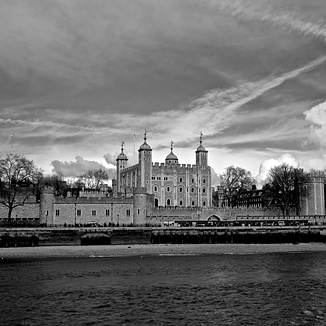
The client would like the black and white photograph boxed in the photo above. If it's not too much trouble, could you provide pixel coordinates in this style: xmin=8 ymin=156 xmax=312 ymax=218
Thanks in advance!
xmin=1 ymin=0 xmax=326 ymax=325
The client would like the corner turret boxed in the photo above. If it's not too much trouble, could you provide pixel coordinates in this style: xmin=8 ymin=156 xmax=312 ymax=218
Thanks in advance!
xmin=116 ymin=141 xmax=128 ymax=193
xmin=138 ymin=130 xmax=152 ymax=193
xmin=195 ymin=132 xmax=208 ymax=167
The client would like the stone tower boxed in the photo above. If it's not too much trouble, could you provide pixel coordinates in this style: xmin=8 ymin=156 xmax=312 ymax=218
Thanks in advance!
xmin=301 ymin=174 xmax=325 ymax=215
xmin=39 ymin=185 xmax=55 ymax=226
xmin=116 ymin=142 xmax=128 ymax=193
xmin=195 ymin=133 xmax=211 ymax=207
xmin=138 ymin=130 xmax=152 ymax=194
xmin=195 ymin=132 xmax=208 ymax=167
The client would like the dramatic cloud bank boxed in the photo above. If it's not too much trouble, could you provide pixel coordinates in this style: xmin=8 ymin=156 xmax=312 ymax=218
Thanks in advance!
xmin=51 ymin=156 xmax=116 ymax=179
xmin=304 ymin=100 xmax=326 ymax=148
xmin=1 ymin=1 xmax=326 ymax=181
xmin=256 ymin=153 xmax=299 ymax=187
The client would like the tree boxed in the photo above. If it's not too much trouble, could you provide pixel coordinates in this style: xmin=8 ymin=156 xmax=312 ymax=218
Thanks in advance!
xmin=77 ymin=169 xmax=109 ymax=189
xmin=266 ymin=164 xmax=308 ymax=216
xmin=219 ymin=166 xmax=256 ymax=207
xmin=42 ymin=174 xmax=68 ymax=197
xmin=0 ymin=154 xmax=43 ymax=224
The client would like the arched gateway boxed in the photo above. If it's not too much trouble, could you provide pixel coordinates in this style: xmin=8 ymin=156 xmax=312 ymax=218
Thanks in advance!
xmin=207 ymin=214 xmax=221 ymax=221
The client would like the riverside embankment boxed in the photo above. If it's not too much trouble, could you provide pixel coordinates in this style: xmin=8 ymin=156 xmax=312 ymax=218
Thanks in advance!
xmin=1 ymin=225 xmax=326 ymax=247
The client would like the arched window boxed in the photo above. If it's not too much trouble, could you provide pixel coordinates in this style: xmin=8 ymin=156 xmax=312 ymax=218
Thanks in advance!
xmin=166 ymin=186 xmax=171 ymax=192
xmin=179 ymin=200 xmax=183 ymax=206
xmin=155 ymin=198 xmax=159 ymax=207
xmin=153 ymin=185 xmax=158 ymax=192
xmin=179 ymin=187 xmax=183 ymax=192
xmin=203 ymin=201 xmax=206 ymax=206
xmin=191 ymin=187 xmax=194 ymax=193
xmin=167 ymin=199 xmax=171 ymax=206
xmin=203 ymin=179 xmax=206 ymax=184
xmin=191 ymin=201 xmax=195 ymax=206
xmin=203 ymin=188 xmax=206 ymax=194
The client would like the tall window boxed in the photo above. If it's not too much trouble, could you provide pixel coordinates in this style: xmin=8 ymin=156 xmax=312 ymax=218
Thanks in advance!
xmin=106 ymin=209 xmax=110 ymax=216
xmin=126 ymin=209 xmax=131 ymax=216
xmin=155 ymin=198 xmax=159 ymax=207
xmin=76 ymin=209 xmax=81 ymax=216
xmin=55 ymin=209 xmax=60 ymax=216
xmin=167 ymin=199 xmax=171 ymax=206
xmin=92 ymin=210 xmax=97 ymax=216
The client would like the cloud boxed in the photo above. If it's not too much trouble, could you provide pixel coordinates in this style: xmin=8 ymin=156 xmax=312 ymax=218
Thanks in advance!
xmin=211 ymin=168 xmax=220 ymax=187
xmin=256 ymin=153 xmax=299 ymax=186
xmin=51 ymin=156 xmax=116 ymax=178
xmin=303 ymin=100 xmax=326 ymax=148
xmin=214 ymin=0 xmax=326 ymax=42
xmin=103 ymin=153 xmax=117 ymax=166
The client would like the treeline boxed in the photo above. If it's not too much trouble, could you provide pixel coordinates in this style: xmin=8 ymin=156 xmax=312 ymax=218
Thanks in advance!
xmin=213 ymin=164 xmax=324 ymax=216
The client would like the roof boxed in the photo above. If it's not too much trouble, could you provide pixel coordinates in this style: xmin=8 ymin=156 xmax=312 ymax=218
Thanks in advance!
xmin=166 ymin=151 xmax=178 ymax=161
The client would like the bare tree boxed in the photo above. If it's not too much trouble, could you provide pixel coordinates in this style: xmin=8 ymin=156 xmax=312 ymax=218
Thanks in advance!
xmin=219 ymin=166 xmax=256 ymax=207
xmin=0 ymin=154 xmax=43 ymax=224
xmin=267 ymin=164 xmax=308 ymax=216
xmin=77 ymin=169 xmax=109 ymax=189
xmin=42 ymin=174 xmax=67 ymax=196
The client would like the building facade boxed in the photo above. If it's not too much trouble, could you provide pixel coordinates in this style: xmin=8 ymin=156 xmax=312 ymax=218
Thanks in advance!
xmin=116 ymin=132 xmax=212 ymax=208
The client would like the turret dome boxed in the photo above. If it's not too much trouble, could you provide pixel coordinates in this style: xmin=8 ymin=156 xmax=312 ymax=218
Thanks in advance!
xmin=116 ymin=142 xmax=128 ymax=161
xmin=165 ymin=141 xmax=178 ymax=164
xmin=166 ymin=151 xmax=178 ymax=161
xmin=196 ymin=133 xmax=208 ymax=153
xmin=117 ymin=152 xmax=128 ymax=160
xmin=139 ymin=130 xmax=152 ymax=151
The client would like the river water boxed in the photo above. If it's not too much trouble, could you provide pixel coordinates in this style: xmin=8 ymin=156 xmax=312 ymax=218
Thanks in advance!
xmin=1 ymin=249 xmax=326 ymax=325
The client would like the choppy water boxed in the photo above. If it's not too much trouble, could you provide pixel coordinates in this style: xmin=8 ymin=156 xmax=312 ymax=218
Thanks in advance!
xmin=1 ymin=250 xmax=326 ymax=325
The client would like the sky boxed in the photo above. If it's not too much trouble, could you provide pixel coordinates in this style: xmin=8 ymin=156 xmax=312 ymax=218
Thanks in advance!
xmin=1 ymin=0 xmax=326 ymax=186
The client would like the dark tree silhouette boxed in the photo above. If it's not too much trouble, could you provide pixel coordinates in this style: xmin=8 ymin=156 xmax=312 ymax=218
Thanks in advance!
xmin=0 ymin=154 xmax=43 ymax=224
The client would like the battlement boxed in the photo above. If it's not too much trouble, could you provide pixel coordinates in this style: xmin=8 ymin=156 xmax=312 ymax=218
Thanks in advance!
xmin=306 ymin=176 xmax=325 ymax=183
xmin=153 ymin=206 xmax=199 ymax=211
xmin=152 ymin=162 xmax=197 ymax=169
xmin=54 ymin=196 xmax=133 ymax=204
xmin=121 ymin=164 xmax=139 ymax=173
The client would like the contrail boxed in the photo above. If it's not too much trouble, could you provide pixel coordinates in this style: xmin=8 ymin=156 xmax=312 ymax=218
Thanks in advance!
xmin=214 ymin=0 xmax=326 ymax=42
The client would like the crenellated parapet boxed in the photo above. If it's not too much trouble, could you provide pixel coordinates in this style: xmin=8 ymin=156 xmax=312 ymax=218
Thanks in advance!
xmin=152 ymin=162 xmax=197 ymax=169
xmin=121 ymin=164 xmax=139 ymax=173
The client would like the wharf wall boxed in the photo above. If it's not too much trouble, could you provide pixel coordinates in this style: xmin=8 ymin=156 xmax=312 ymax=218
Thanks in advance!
xmin=1 ymin=226 xmax=326 ymax=247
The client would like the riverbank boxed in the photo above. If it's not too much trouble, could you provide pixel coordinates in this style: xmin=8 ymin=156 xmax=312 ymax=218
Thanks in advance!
xmin=1 ymin=243 xmax=326 ymax=259
xmin=2 ymin=226 xmax=326 ymax=247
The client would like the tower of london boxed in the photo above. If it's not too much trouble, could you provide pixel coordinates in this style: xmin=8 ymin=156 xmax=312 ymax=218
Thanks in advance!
xmin=116 ymin=132 xmax=212 ymax=208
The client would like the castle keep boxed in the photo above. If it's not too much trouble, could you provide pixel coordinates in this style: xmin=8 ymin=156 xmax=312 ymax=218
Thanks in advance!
xmin=116 ymin=132 xmax=212 ymax=208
